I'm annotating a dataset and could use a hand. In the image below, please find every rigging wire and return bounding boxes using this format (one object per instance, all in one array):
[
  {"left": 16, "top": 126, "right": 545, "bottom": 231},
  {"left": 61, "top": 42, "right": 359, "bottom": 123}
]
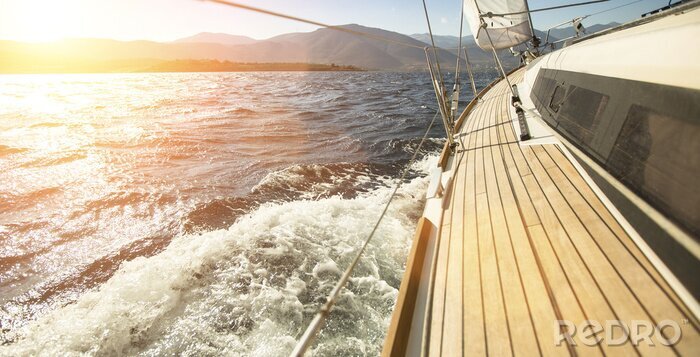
[
  {"left": 451, "top": 0, "right": 467, "bottom": 121},
  {"left": 462, "top": 47, "right": 479, "bottom": 99},
  {"left": 454, "top": 0, "right": 466, "bottom": 84},
  {"left": 468, "top": 0, "right": 516, "bottom": 98},
  {"left": 197, "top": 3, "right": 449, "bottom": 353},
  {"left": 425, "top": 49, "right": 456, "bottom": 148},
  {"left": 421, "top": 0, "right": 448, "bottom": 102},
  {"left": 540, "top": 0, "right": 651, "bottom": 48},
  {"left": 481, "top": 0, "right": 610, "bottom": 17},
  {"left": 194, "top": 1, "right": 469, "bottom": 354},
  {"left": 584, "top": 0, "right": 646, "bottom": 17},
  {"left": 478, "top": 22, "right": 517, "bottom": 98},
  {"left": 202, "top": 0, "right": 426, "bottom": 49},
  {"left": 289, "top": 109, "right": 440, "bottom": 356}
]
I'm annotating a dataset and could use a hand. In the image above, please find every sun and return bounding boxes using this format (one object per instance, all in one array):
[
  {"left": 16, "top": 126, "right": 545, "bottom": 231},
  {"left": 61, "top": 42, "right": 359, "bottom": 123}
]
[{"left": 0, "top": 0, "right": 86, "bottom": 42}]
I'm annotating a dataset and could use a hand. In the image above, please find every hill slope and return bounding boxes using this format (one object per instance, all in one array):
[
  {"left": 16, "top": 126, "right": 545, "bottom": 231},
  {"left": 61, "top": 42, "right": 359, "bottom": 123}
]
[
  {"left": 409, "top": 33, "right": 475, "bottom": 49},
  {"left": 0, "top": 23, "right": 620, "bottom": 73},
  {"left": 543, "top": 22, "right": 620, "bottom": 41},
  {"left": 173, "top": 32, "right": 258, "bottom": 45},
  {"left": 0, "top": 25, "right": 456, "bottom": 72},
  {"left": 259, "top": 24, "right": 457, "bottom": 70}
]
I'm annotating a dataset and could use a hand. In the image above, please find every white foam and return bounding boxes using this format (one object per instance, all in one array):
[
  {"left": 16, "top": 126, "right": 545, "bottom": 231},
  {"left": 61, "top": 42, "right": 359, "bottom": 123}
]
[
  {"left": 1, "top": 155, "right": 437, "bottom": 357},
  {"left": 312, "top": 259, "right": 341, "bottom": 280}
]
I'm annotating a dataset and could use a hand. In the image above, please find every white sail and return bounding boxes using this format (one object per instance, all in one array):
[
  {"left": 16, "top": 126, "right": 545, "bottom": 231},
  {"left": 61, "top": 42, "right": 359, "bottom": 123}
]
[{"left": 464, "top": 0, "right": 533, "bottom": 50}]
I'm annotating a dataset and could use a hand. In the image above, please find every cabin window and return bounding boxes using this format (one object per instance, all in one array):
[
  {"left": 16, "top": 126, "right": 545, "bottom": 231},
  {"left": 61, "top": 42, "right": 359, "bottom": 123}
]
[
  {"left": 606, "top": 104, "right": 700, "bottom": 236},
  {"left": 549, "top": 84, "right": 567, "bottom": 113},
  {"left": 532, "top": 75, "right": 556, "bottom": 109},
  {"left": 560, "top": 86, "right": 608, "bottom": 129},
  {"left": 557, "top": 86, "right": 609, "bottom": 144}
]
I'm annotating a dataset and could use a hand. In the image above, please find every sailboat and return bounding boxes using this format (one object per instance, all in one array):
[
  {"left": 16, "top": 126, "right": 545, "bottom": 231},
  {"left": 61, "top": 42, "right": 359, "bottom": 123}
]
[
  {"left": 196, "top": 1, "right": 699, "bottom": 355},
  {"left": 381, "top": 0, "right": 700, "bottom": 355},
  {"left": 3, "top": 0, "right": 694, "bottom": 355}
]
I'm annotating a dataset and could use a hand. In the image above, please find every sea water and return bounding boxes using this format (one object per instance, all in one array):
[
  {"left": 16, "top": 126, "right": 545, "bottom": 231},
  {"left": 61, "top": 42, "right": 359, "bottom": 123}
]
[{"left": 0, "top": 71, "right": 493, "bottom": 355}]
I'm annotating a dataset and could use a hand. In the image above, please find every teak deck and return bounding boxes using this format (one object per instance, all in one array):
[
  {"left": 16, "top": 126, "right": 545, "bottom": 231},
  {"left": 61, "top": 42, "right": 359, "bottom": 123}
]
[{"left": 403, "top": 69, "right": 700, "bottom": 356}]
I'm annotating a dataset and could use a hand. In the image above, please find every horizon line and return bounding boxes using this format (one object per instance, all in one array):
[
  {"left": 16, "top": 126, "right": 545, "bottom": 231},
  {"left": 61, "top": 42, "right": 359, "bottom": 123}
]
[{"left": 0, "top": 20, "right": 621, "bottom": 44}]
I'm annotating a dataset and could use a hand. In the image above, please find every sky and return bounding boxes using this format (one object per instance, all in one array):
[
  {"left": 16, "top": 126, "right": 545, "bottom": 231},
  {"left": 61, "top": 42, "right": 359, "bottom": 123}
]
[{"left": 0, "top": 0, "right": 673, "bottom": 42}]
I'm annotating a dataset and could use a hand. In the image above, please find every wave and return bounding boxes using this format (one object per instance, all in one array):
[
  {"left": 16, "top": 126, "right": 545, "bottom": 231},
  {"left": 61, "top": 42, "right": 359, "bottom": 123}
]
[
  {"left": 19, "top": 152, "right": 87, "bottom": 168},
  {"left": 0, "top": 145, "right": 27, "bottom": 158},
  {"left": 224, "top": 107, "right": 257, "bottom": 116},
  {"left": 251, "top": 162, "right": 391, "bottom": 200},
  {"left": 28, "top": 122, "right": 64, "bottom": 129},
  {"left": 0, "top": 71, "right": 462, "bottom": 355},
  {"left": 0, "top": 187, "right": 62, "bottom": 215},
  {"left": 184, "top": 161, "right": 400, "bottom": 233},
  {"left": 1, "top": 155, "right": 436, "bottom": 356}
]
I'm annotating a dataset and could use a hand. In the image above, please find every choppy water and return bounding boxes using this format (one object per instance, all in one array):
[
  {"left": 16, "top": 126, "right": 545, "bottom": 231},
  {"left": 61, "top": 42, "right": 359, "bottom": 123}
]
[{"left": 0, "top": 71, "right": 494, "bottom": 355}]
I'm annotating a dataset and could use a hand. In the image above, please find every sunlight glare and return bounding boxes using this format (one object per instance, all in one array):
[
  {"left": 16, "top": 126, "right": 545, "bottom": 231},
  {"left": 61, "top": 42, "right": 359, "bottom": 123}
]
[{"left": 1, "top": 0, "right": 86, "bottom": 42}]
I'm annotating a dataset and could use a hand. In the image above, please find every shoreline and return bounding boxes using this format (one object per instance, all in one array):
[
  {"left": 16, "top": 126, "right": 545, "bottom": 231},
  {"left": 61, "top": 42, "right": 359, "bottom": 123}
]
[{"left": 0, "top": 60, "right": 365, "bottom": 74}]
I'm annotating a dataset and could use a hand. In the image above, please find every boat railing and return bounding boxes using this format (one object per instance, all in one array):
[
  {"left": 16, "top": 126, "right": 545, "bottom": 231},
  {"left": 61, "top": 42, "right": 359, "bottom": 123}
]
[{"left": 541, "top": 16, "right": 589, "bottom": 50}]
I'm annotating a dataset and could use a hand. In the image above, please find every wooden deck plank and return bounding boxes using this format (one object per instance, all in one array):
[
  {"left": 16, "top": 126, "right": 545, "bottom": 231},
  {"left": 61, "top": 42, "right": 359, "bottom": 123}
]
[
  {"left": 429, "top": 82, "right": 490, "bottom": 356},
  {"left": 473, "top": 107, "right": 488, "bottom": 196},
  {"left": 544, "top": 144, "right": 700, "bottom": 328},
  {"left": 526, "top": 144, "right": 674, "bottom": 356},
  {"left": 544, "top": 145, "right": 660, "bottom": 272},
  {"left": 495, "top": 74, "right": 531, "bottom": 179},
  {"left": 461, "top": 88, "right": 489, "bottom": 356},
  {"left": 490, "top": 96, "right": 572, "bottom": 356},
  {"left": 519, "top": 175, "right": 606, "bottom": 356},
  {"left": 422, "top": 68, "right": 699, "bottom": 356},
  {"left": 519, "top": 145, "right": 638, "bottom": 356},
  {"left": 536, "top": 145, "right": 700, "bottom": 355},
  {"left": 496, "top": 121, "right": 540, "bottom": 228},
  {"left": 476, "top": 191, "right": 512, "bottom": 356},
  {"left": 484, "top": 98, "right": 541, "bottom": 355},
  {"left": 498, "top": 102, "right": 607, "bottom": 356},
  {"left": 475, "top": 81, "right": 513, "bottom": 356},
  {"left": 441, "top": 139, "right": 467, "bottom": 356},
  {"left": 529, "top": 224, "right": 605, "bottom": 356},
  {"left": 428, "top": 178, "right": 455, "bottom": 355},
  {"left": 526, "top": 224, "right": 603, "bottom": 356},
  {"left": 541, "top": 158, "right": 687, "bottom": 356}
]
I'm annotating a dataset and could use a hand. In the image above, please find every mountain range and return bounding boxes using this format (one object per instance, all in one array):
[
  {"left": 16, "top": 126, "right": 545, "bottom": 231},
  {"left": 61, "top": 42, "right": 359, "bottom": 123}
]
[
  {"left": 409, "top": 23, "right": 619, "bottom": 50},
  {"left": 0, "top": 23, "right": 620, "bottom": 73},
  {"left": 174, "top": 32, "right": 258, "bottom": 45}
]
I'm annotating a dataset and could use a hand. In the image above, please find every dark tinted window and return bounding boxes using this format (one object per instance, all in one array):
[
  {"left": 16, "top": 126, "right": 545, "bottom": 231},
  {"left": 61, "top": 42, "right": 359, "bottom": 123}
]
[
  {"left": 549, "top": 84, "right": 567, "bottom": 113},
  {"left": 560, "top": 86, "right": 608, "bottom": 129},
  {"left": 558, "top": 86, "right": 609, "bottom": 145},
  {"left": 607, "top": 105, "right": 700, "bottom": 235},
  {"left": 533, "top": 75, "right": 556, "bottom": 108}
]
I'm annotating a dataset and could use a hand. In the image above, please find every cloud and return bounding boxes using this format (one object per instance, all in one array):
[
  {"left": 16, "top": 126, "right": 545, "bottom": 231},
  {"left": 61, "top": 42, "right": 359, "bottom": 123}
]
[{"left": 440, "top": 17, "right": 448, "bottom": 24}]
